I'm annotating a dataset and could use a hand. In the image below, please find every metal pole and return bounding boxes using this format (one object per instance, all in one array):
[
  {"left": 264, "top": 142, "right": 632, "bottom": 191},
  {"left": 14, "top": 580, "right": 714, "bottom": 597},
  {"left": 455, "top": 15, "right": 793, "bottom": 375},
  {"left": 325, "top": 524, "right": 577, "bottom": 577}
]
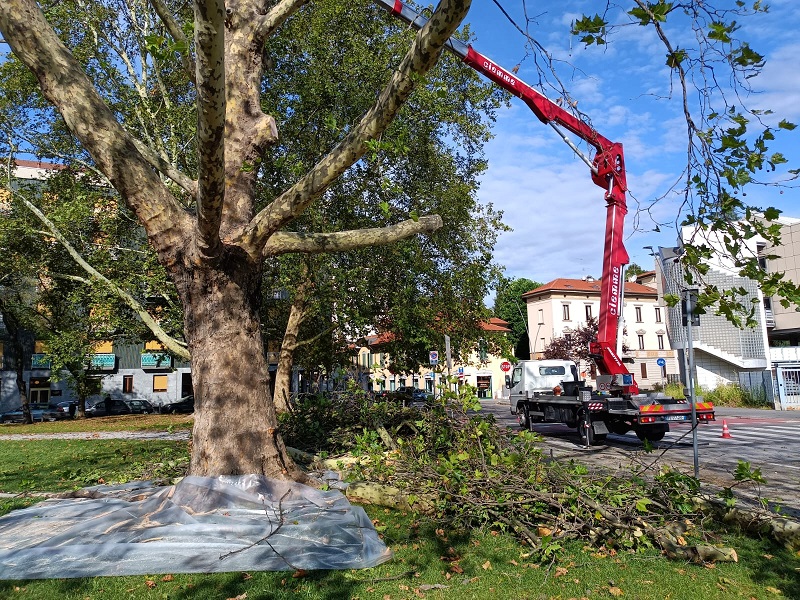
[{"left": 685, "top": 290, "right": 699, "bottom": 478}]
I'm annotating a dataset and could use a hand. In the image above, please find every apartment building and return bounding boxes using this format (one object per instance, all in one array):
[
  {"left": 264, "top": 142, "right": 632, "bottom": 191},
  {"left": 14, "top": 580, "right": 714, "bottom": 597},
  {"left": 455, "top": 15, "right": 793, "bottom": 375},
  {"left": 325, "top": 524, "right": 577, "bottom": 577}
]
[{"left": 521, "top": 277, "right": 677, "bottom": 391}]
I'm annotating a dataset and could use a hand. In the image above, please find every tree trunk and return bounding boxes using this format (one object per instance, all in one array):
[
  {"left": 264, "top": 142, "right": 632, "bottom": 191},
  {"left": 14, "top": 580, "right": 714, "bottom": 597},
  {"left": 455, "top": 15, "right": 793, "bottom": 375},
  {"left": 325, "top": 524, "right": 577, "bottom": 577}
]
[
  {"left": 273, "top": 274, "right": 313, "bottom": 414},
  {"left": 180, "top": 253, "right": 304, "bottom": 481}
]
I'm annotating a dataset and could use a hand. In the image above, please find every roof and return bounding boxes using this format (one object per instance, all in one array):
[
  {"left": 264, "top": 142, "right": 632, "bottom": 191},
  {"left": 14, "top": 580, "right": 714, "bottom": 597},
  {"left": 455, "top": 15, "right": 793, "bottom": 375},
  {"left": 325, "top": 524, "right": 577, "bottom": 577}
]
[
  {"left": 480, "top": 318, "right": 511, "bottom": 333},
  {"left": 522, "top": 278, "right": 657, "bottom": 298}
]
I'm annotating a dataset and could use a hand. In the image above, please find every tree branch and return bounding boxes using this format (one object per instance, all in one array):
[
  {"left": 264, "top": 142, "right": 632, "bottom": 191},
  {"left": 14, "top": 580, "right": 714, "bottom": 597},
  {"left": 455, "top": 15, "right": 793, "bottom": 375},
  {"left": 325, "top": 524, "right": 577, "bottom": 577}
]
[
  {"left": 14, "top": 190, "right": 190, "bottom": 360},
  {"left": 255, "top": 0, "right": 310, "bottom": 41},
  {"left": 0, "top": 0, "right": 191, "bottom": 260},
  {"left": 235, "top": 0, "right": 472, "bottom": 259},
  {"left": 193, "top": 0, "right": 226, "bottom": 260},
  {"left": 148, "top": 0, "right": 197, "bottom": 85},
  {"left": 131, "top": 137, "right": 198, "bottom": 199},
  {"left": 262, "top": 215, "right": 443, "bottom": 256}
]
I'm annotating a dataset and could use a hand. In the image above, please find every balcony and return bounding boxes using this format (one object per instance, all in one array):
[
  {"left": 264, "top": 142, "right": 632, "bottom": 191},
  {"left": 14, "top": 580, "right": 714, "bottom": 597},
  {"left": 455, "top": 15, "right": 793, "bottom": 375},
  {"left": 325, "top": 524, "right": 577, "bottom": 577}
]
[
  {"left": 140, "top": 352, "right": 172, "bottom": 369},
  {"left": 31, "top": 353, "right": 51, "bottom": 369},
  {"left": 89, "top": 353, "right": 116, "bottom": 371},
  {"left": 765, "top": 308, "right": 775, "bottom": 328}
]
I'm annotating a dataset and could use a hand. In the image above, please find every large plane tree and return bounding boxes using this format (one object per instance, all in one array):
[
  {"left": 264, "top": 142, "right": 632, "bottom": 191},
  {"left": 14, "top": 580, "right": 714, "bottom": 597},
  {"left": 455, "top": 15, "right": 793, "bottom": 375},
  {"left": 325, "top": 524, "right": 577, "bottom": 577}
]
[{"left": 0, "top": 0, "right": 482, "bottom": 478}]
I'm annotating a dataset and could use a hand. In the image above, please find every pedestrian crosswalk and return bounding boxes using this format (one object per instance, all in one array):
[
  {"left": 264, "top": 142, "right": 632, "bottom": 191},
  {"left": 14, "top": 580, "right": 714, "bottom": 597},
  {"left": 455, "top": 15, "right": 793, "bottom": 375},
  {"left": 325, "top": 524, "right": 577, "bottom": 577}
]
[{"left": 646, "top": 423, "right": 800, "bottom": 446}]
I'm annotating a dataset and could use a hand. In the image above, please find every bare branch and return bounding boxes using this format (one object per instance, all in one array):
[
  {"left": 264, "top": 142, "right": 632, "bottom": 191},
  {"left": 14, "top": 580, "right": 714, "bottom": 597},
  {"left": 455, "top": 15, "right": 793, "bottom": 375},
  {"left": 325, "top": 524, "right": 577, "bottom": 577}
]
[
  {"left": 131, "top": 137, "right": 198, "bottom": 198},
  {"left": 235, "top": 0, "right": 472, "bottom": 259},
  {"left": 263, "top": 215, "right": 444, "bottom": 256},
  {"left": 148, "top": 0, "right": 197, "bottom": 85},
  {"left": 14, "top": 189, "right": 190, "bottom": 360},
  {"left": 255, "top": 0, "right": 310, "bottom": 40},
  {"left": 193, "top": 0, "right": 226, "bottom": 260}
]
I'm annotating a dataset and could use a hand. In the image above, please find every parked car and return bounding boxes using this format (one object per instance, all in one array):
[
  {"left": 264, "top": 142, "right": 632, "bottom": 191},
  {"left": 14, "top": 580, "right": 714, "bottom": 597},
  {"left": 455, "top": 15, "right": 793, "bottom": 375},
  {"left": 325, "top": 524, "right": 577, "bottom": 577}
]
[
  {"left": 123, "top": 399, "right": 156, "bottom": 414},
  {"left": 159, "top": 395, "right": 194, "bottom": 414},
  {"left": 85, "top": 398, "right": 132, "bottom": 417},
  {"left": 0, "top": 403, "right": 60, "bottom": 424},
  {"left": 395, "top": 386, "right": 432, "bottom": 404},
  {"left": 374, "top": 387, "right": 431, "bottom": 407},
  {"left": 52, "top": 401, "right": 77, "bottom": 419}
]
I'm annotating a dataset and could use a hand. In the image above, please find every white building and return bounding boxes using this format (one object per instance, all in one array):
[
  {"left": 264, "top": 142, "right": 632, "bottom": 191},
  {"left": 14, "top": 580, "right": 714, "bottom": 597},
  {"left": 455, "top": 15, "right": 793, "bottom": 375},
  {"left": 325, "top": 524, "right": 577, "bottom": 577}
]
[{"left": 521, "top": 277, "right": 678, "bottom": 391}]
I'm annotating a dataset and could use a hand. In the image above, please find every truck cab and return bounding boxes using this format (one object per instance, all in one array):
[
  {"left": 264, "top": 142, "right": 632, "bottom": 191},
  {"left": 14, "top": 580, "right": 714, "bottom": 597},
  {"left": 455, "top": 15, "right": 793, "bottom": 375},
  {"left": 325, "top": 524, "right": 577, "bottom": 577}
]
[{"left": 507, "top": 359, "right": 579, "bottom": 414}]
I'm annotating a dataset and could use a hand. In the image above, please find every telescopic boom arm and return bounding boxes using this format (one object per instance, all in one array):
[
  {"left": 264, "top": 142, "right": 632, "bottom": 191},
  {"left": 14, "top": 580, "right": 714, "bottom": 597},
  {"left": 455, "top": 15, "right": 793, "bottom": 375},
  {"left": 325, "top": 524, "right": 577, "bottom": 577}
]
[{"left": 378, "top": 0, "right": 636, "bottom": 393}]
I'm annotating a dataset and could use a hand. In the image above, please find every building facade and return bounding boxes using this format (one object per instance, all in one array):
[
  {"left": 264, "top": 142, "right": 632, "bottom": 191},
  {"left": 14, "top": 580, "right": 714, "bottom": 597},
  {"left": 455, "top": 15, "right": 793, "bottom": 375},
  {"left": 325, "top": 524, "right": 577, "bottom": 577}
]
[{"left": 521, "top": 277, "right": 678, "bottom": 391}]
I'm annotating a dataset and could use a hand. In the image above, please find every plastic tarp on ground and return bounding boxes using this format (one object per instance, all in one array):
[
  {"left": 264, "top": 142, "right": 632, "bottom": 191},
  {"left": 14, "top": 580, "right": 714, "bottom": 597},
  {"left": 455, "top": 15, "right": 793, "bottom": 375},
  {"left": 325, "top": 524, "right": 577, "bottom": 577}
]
[{"left": 0, "top": 475, "right": 392, "bottom": 580}]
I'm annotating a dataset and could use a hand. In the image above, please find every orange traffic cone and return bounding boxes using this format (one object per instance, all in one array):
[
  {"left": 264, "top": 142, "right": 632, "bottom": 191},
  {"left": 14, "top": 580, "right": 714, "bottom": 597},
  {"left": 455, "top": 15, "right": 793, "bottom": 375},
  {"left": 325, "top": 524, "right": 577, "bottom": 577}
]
[{"left": 721, "top": 420, "right": 732, "bottom": 439}]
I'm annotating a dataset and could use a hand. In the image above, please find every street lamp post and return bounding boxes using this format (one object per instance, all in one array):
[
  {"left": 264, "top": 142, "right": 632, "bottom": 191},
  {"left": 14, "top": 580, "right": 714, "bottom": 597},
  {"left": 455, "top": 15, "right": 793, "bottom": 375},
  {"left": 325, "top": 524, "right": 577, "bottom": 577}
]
[{"left": 647, "top": 246, "right": 701, "bottom": 478}]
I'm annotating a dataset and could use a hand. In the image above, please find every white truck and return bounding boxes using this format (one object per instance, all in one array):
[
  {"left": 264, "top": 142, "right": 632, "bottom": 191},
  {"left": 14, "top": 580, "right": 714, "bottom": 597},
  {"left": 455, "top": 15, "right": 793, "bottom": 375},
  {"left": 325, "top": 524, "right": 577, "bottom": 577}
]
[{"left": 507, "top": 359, "right": 715, "bottom": 445}]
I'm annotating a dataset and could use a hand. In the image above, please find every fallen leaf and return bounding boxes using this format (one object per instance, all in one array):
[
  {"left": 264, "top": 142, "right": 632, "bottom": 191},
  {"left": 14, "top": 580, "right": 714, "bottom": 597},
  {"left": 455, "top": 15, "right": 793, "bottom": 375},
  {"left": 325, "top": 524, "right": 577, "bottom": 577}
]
[
  {"left": 482, "top": 560, "right": 492, "bottom": 571},
  {"left": 450, "top": 564, "right": 464, "bottom": 574},
  {"left": 609, "top": 586, "right": 624, "bottom": 596},
  {"left": 554, "top": 567, "right": 568, "bottom": 578},
  {"left": 419, "top": 584, "right": 449, "bottom": 591},
  {"left": 677, "top": 536, "right": 686, "bottom": 546},
  {"left": 145, "top": 580, "right": 156, "bottom": 589},
  {"left": 292, "top": 569, "right": 307, "bottom": 578},
  {"left": 160, "top": 574, "right": 174, "bottom": 582},
  {"left": 226, "top": 594, "right": 247, "bottom": 600},
  {"left": 509, "top": 559, "right": 518, "bottom": 566},
  {"left": 763, "top": 554, "right": 774, "bottom": 559},
  {"left": 537, "top": 526, "right": 553, "bottom": 537},
  {"left": 765, "top": 587, "right": 783, "bottom": 595},
  {"left": 399, "top": 584, "right": 410, "bottom": 591}
]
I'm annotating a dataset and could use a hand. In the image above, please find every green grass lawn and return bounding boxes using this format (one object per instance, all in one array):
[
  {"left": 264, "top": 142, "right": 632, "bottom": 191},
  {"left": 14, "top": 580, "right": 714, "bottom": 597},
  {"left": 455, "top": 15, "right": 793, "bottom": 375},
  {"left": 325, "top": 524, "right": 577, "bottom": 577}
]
[
  {"left": 0, "top": 421, "right": 798, "bottom": 599},
  {"left": 0, "top": 413, "right": 193, "bottom": 435}
]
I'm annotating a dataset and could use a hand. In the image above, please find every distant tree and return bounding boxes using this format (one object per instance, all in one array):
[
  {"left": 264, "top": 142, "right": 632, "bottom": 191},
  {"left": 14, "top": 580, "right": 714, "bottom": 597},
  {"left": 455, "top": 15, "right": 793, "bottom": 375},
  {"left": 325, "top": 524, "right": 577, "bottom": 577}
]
[
  {"left": 493, "top": 277, "right": 541, "bottom": 359},
  {"left": 542, "top": 317, "right": 598, "bottom": 364},
  {"left": 626, "top": 263, "right": 646, "bottom": 278}
]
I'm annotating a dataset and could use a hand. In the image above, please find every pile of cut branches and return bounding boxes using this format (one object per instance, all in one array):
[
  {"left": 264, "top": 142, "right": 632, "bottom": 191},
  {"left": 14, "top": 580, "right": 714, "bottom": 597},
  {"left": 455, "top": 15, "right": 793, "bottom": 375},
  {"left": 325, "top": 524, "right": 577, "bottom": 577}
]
[{"left": 281, "top": 386, "right": 797, "bottom": 562}]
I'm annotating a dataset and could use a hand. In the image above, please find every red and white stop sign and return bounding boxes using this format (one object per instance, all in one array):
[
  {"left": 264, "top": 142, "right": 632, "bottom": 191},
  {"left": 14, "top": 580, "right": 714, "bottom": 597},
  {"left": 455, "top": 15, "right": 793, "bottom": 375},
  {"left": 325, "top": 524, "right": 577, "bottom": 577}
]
[{"left": 500, "top": 361, "right": 512, "bottom": 372}]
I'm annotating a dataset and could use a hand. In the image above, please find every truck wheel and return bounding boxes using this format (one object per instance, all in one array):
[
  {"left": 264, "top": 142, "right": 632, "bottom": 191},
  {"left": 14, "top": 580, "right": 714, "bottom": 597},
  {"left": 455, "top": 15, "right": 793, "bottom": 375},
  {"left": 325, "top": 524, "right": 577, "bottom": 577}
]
[
  {"left": 608, "top": 421, "right": 630, "bottom": 436},
  {"left": 517, "top": 405, "right": 530, "bottom": 429},
  {"left": 635, "top": 428, "right": 665, "bottom": 442},
  {"left": 578, "top": 411, "right": 594, "bottom": 446}
]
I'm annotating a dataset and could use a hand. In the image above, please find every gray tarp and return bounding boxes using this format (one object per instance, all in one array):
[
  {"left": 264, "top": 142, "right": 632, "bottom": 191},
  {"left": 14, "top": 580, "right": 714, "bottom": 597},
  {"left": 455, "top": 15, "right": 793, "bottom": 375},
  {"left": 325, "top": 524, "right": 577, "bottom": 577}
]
[{"left": 0, "top": 475, "right": 392, "bottom": 579}]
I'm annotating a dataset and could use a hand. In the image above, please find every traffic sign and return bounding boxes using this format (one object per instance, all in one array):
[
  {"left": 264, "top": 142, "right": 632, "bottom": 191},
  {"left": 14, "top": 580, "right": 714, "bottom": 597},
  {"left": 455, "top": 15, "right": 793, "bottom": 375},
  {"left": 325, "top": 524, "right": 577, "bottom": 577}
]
[
  {"left": 429, "top": 351, "right": 439, "bottom": 365},
  {"left": 500, "top": 361, "right": 512, "bottom": 372},
  {"left": 657, "top": 358, "right": 666, "bottom": 367}
]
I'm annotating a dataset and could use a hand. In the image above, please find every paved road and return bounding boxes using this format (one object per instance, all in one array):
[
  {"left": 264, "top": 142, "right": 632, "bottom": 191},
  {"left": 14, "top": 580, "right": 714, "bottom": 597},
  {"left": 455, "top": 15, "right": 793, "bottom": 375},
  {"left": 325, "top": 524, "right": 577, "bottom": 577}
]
[{"left": 481, "top": 400, "right": 800, "bottom": 516}]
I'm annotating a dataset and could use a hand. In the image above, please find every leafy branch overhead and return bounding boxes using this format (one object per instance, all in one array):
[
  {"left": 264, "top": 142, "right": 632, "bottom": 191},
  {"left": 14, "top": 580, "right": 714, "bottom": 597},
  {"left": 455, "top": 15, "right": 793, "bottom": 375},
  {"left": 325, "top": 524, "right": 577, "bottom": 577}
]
[{"left": 572, "top": 0, "right": 800, "bottom": 322}]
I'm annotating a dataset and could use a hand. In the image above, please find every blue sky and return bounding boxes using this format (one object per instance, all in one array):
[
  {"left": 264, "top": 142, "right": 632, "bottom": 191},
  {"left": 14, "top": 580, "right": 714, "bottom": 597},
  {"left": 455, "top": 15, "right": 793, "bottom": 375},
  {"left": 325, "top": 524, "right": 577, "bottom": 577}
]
[{"left": 456, "top": 0, "right": 800, "bottom": 290}]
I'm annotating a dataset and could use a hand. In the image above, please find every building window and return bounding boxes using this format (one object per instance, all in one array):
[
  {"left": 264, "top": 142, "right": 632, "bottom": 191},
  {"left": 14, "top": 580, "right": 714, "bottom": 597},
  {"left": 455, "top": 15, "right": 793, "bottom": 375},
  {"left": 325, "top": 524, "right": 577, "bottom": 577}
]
[
  {"left": 637, "top": 335, "right": 645, "bottom": 350},
  {"left": 657, "top": 334, "right": 664, "bottom": 350},
  {"left": 153, "top": 374, "right": 168, "bottom": 393},
  {"left": 641, "top": 363, "right": 648, "bottom": 379},
  {"left": 654, "top": 307, "right": 662, "bottom": 323},
  {"left": 123, "top": 375, "right": 134, "bottom": 394},
  {"left": 562, "top": 304, "right": 570, "bottom": 321},
  {"left": 635, "top": 306, "right": 643, "bottom": 322},
  {"left": 537, "top": 309, "right": 544, "bottom": 325},
  {"left": 585, "top": 304, "right": 592, "bottom": 320}
]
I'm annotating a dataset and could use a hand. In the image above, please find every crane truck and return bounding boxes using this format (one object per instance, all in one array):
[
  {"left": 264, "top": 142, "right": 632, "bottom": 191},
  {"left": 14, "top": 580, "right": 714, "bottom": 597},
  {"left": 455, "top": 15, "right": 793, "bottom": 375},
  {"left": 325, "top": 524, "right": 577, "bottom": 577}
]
[{"left": 377, "top": 0, "right": 715, "bottom": 444}]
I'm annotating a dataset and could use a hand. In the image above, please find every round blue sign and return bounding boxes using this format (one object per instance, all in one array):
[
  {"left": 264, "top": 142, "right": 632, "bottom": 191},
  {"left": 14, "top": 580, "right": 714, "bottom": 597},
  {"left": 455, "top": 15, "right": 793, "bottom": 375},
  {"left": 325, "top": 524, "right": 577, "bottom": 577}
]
[{"left": 656, "top": 358, "right": 666, "bottom": 367}]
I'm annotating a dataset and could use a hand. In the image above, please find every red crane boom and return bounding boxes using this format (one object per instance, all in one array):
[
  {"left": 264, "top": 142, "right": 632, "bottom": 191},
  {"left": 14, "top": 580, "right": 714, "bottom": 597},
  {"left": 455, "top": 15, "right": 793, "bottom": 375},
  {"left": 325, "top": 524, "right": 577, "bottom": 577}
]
[{"left": 378, "top": 0, "right": 637, "bottom": 394}]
